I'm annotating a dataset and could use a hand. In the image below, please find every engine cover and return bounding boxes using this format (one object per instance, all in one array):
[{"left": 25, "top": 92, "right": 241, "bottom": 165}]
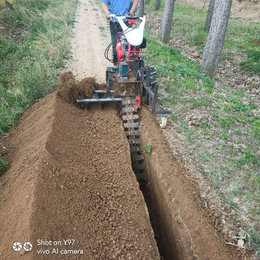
[{"left": 116, "top": 42, "right": 125, "bottom": 62}]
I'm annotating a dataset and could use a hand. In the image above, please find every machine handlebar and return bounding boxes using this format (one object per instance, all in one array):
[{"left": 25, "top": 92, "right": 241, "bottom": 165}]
[{"left": 109, "top": 14, "right": 144, "bottom": 21}]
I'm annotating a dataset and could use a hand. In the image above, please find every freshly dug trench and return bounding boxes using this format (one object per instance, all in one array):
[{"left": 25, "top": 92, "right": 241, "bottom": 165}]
[
  {"left": 139, "top": 106, "right": 244, "bottom": 260},
  {"left": 0, "top": 73, "right": 160, "bottom": 259}
]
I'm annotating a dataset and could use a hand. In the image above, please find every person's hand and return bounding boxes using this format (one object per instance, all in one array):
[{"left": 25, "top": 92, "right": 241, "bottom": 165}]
[
  {"left": 105, "top": 12, "right": 110, "bottom": 20},
  {"left": 129, "top": 9, "right": 134, "bottom": 15}
]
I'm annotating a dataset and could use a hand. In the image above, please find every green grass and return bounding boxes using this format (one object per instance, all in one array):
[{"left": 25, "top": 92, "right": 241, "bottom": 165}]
[
  {"left": 240, "top": 50, "right": 260, "bottom": 73},
  {"left": 0, "top": 155, "right": 7, "bottom": 173},
  {"left": 144, "top": 1, "right": 260, "bottom": 253},
  {"left": 143, "top": 34, "right": 215, "bottom": 96},
  {"left": 0, "top": 0, "right": 77, "bottom": 134},
  {"left": 0, "top": 0, "right": 77, "bottom": 171},
  {"left": 146, "top": 2, "right": 260, "bottom": 74}
]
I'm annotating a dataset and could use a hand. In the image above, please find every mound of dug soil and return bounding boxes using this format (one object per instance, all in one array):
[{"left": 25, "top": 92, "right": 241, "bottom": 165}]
[
  {"left": 57, "top": 72, "right": 106, "bottom": 104},
  {"left": 0, "top": 72, "right": 160, "bottom": 259}
]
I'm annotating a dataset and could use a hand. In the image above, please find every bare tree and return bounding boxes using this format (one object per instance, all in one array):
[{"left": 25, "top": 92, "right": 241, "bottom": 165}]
[
  {"left": 200, "top": 0, "right": 232, "bottom": 78},
  {"left": 204, "top": 0, "right": 215, "bottom": 31},
  {"left": 159, "top": 0, "right": 175, "bottom": 43},
  {"left": 136, "top": 0, "right": 144, "bottom": 16},
  {"left": 155, "top": 0, "right": 161, "bottom": 10}
]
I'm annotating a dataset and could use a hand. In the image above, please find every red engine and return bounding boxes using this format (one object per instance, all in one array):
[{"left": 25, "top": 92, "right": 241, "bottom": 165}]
[
  {"left": 115, "top": 18, "right": 144, "bottom": 109},
  {"left": 115, "top": 17, "right": 142, "bottom": 66},
  {"left": 116, "top": 38, "right": 125, "bottom": 62}
]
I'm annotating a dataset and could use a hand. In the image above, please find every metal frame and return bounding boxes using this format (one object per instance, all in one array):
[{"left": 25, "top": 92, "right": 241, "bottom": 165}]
[
  {"left": 77, "top": 90, "right": 121, "bottom": 109},
  {"left": 141, "top": 67, "right": 171, "bottom": 115}
]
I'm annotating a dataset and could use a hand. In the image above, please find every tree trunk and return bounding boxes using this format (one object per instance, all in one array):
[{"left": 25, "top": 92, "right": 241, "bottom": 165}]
[
  {"left": 200, "top": 0, "right": 232, "bottom": 78},
  {"left": 146, "top": 0, "right": 150, "bottom": 4},
  {"left": 136, "top": 0, "right": 144, "bottom": 16},
  {"left": 155, "top": 0, "right": 161, "bottom": 10},
  {"left": 159, "top": 0, "right": 175, "bottom": 43},
  {"left": 204, "top": 0, "right": 215, "bottom": 31}
]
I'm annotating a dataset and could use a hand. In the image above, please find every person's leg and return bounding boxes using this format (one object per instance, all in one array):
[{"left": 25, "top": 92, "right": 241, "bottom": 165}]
[
  {"left": 110, "top": 22, "right": 118, "bottom": 65},
  {"left": 109, "top": 22, "right": 123, "bottom": 65}
]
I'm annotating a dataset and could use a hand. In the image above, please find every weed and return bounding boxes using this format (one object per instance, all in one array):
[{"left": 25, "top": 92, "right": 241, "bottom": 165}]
[
  {"left": 190, "top": 97, "right": 213, "bottom": 107},
  {"left": 218, "top": 117, "right": 235, "bottom": 129},
  {"left": 250, "top": 117, "right": 260, "bottom": 138},
  {"left": 192, "top": 27, "right": 207, "bottom": 46},
  {"left": 145, "top": 144, "right": 153, "bottom": 153},
  {"left": 0, "top": 155, "right": 7, "bottom": 173},
  {"left": 240, "top": 50, "right": 260, "bottom": 73},
  {"left": 220, "top": 131, "right": 229, "bottom": 139},
  {"left": 249, "top": 229, "right": 260, "bottom": 254},
  {"left": 211, "top": 109, "right": 218, "bottom": 119},
  {"left": 239, "top": 148, "right": 260, "bottom": 165},
  {"left": 227, "top": 145, "right": 237, "bottom": 155}
]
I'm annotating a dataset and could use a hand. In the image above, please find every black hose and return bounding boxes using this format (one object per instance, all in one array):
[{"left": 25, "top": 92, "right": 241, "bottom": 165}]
[{"left": 104, "top": 20, "right": 135, "bottom": 63}]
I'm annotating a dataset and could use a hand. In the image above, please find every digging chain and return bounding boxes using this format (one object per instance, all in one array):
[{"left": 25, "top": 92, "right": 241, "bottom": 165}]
[{"left": 120, "top": 91, "right": 145, "bottom": 180}]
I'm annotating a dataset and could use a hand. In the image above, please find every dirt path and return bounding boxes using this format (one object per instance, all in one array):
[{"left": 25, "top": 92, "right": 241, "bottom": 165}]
[
  {"left": 176, "top": 0, "right": 260, "bottom": 22},
  {"left": 69, "top": 0, "right": 111, "bottom": 82}
]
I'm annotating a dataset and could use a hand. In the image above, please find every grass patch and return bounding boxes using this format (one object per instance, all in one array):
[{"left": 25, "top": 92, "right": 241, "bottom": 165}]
[
  {"left": 146, "top": 2, "right": 260, "bottom": 73},
  {"left": 240, "top": 50, "right": 260, "bottom": 73},
  {"left": 144, "top": 1, "right": 260, "bottom": 253},
  {"left": 0, "top": 0, "right": 77, "bottom": 134},
  {"left": 144, "top": 33, "right": 215, "bottom": 96}
]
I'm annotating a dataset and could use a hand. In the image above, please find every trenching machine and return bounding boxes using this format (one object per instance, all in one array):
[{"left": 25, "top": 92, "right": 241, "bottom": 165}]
[{"left": 77, "top": 14, "right": 171, "bottom": 180}]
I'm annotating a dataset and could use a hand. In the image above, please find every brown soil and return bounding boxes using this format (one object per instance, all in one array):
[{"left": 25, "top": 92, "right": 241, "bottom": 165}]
[
  {"left": 0, "top": 74, "right": 160, "bottom": 259},
  {"left": 68, "top": 0, "right": 111, "bottom": 82},
  {"left": 176, "top": 0, "right": 260, "bottom": 22}
]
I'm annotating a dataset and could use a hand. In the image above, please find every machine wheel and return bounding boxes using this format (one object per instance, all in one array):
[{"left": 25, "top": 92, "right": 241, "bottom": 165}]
[
  {"left": 141, "top": 70, "right": 149, "bottom": 105},
  {"left": 106, "top": 69, "right": 114, "bottom": 90},
  {"left": 139, "top": 59, "right": 144, "bottom": 69},
  {"left": 149, "top": 67, "right": 157, "bottom": 93},
  {"left": 142, "top": 67, "right": 157, "bottom": 105}
]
